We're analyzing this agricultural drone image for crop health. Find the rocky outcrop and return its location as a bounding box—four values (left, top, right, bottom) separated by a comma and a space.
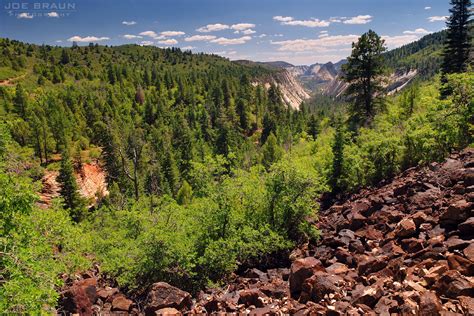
254, 69, 310, 110
190, 148, 474, 314
38, 161, 108, 208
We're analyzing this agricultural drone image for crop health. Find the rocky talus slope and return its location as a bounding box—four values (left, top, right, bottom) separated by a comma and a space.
59, 148, 474, 315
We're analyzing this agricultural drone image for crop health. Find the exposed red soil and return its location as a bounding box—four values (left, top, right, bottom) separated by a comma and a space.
38, 161, 108, 208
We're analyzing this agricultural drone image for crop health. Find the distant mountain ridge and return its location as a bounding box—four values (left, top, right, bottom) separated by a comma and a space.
244, 29, 447, 98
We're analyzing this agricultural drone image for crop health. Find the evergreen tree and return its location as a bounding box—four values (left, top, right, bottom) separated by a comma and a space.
441, 0, 472, 97
307, 114, 319, 140
262, 132, 283, 169
331, 120, 345, 193
236, 98, 249, 131
58, 149, 86, 222
342, 30, 387, 126
13, 84, 27, 119
60, 48, 70, 64
176, 180, 193, 205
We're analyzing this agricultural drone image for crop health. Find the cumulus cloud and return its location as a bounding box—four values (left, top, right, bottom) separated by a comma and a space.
123, 34, 143, 39
241, 29, 256, 35
343, 15, 372, 24
139, 31, 159, 38
428, 16, 448, 22
258, 34, 267, 38
140, 41, 154, 46
17, 12, 33, 19
181, 46, 195, 50
184, 35, 217, 42
382, 35, 420, 48
160, 31, 185, 37
196, 23, 230, 32
403, 28, 430, 35
122, 21, 137, 26
67, 35, 110, 42
329, 17, 346, 22
210, 36, 252, 45
425, 6, 432, 10
231, 23, 255, 31
47, 12, 59, 17
271, 34, 359, 52
273, 15, 330, 27
273, 16, 293, 22
158, 38, 178, 45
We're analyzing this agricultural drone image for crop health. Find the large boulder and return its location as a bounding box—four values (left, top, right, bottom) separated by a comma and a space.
395, 218, 416, 238
432, 270, 474, 298
289, 257, 325, 297
440, 200, 472, 226
459, 217, 474, 235
144, 282, 192, 315
351, 283, 383, 308
419, 291, 442, 316
238, 289, 266, 308
303, 272, 343, 302
60, 278, 98, 316
112, 295, 133, 312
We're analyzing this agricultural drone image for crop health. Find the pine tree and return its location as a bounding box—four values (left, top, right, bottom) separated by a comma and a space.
236, 98, 249, 131
331, 120, 345, 193
13, 84, 27, 119
60, 48, 70, 64
441, 0, 472, 98
342, 30, 387, 126
307, 114, 319, 140
58, 149, 86, 222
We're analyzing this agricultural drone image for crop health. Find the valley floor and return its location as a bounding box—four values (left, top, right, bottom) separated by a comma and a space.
59, 147, 474, 315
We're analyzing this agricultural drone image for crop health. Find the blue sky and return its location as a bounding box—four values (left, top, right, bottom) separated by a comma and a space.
1, 0, 450, 65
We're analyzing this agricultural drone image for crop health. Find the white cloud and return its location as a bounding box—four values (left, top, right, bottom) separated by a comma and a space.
382, 35, 419, 48
428, 16, 448, 22
273, 16, 293, 22
17, 12, 33, 19
343, 15, 372, 24
56, 40, 63, 43
160, 31, 185, 37
139, 31, 159, 38
47, 12, 59, 18
273, 16, 330, 27
140, 41, 154, 46
329, 17, 346, 22
158, 38, 178, 45
403, 28, 430, 35
123, 34, 143, 39
67, 35, 110, 42
231, 23, 256, 31
319, 33, 329, 38
271, 34, 359, 52
425, 6, 432, 10
210, 36, 252, 45
122, 21, 137, 26
196, 23, 229, 32
184, 35, 217, 42
241, 29, 256, 35
181, 46, 195, 50
258, 34, 267, 38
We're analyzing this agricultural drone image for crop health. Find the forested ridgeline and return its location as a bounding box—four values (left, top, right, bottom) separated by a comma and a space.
0, 3, 473, 311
